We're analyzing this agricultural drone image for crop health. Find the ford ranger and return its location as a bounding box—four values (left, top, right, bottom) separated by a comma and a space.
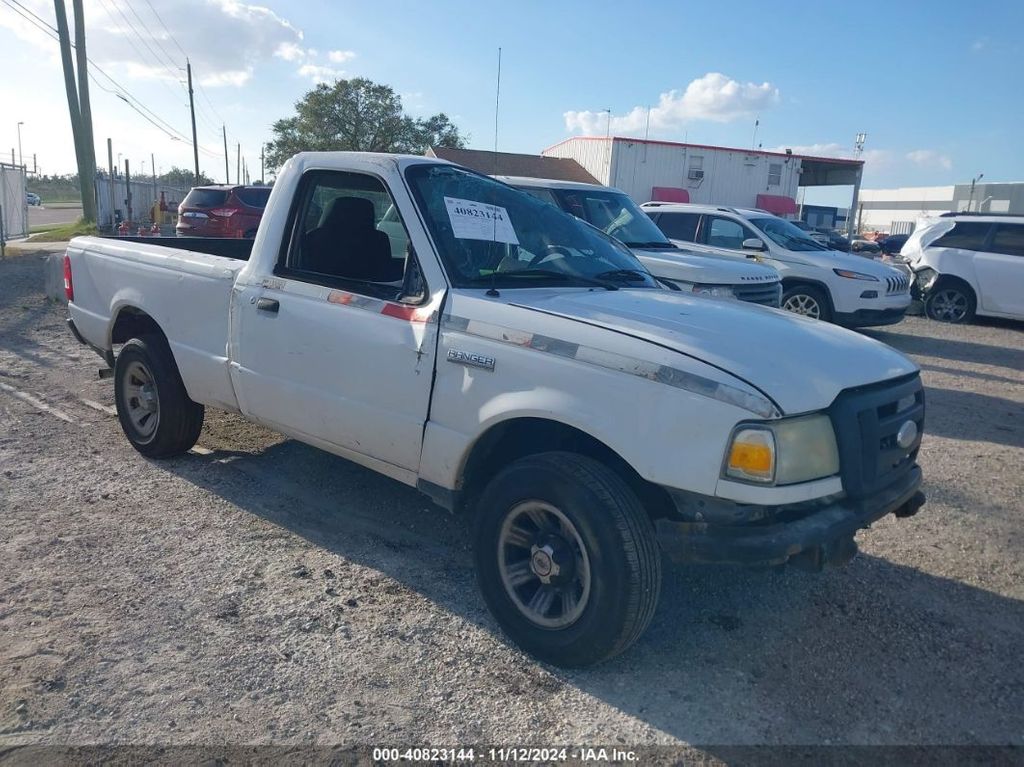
64, 153, 926, 667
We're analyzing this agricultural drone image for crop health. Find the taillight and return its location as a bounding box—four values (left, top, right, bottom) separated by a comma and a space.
63, 252, 74, 302
209, 208, 235, 218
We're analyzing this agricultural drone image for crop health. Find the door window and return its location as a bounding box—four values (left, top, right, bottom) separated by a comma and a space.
654, 212, 700, 242
930, 222, 992, 251
990, 224, 1024, 256
704, 216, 749, 250
768, 163, 782, 187
279, 171, 412, 296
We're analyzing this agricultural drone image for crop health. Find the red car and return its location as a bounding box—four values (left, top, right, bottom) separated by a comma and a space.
176, 185, 271, 238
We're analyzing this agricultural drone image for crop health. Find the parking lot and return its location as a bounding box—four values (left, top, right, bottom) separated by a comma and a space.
0, 249, 1021, 746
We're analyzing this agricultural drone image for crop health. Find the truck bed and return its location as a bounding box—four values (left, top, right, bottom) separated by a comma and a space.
104, 236, 255, 261
67, 235, 247, 412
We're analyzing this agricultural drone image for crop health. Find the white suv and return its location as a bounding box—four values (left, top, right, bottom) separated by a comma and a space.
642, 203, 912, 327
901, 213, 1024, 323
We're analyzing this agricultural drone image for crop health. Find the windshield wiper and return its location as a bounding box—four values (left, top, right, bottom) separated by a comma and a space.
467, 269, 618, 290
594, 268, 651, 284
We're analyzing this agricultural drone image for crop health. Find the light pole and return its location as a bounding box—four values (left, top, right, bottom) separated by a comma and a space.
967, 173, 984, 212
16, 121, 24, 168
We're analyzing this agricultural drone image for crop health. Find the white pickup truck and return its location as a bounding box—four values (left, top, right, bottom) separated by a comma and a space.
64, 152, 926, 666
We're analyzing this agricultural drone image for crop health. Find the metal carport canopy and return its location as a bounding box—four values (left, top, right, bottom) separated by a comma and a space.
798, 155, 864, 186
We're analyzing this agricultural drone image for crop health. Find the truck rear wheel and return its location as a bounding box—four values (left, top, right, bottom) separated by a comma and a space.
114, 336, 204, 458
473, 452, 661, 667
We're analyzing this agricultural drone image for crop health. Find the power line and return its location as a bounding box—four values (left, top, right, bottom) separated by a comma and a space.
2, 0, 221, 158
125, 0, 180, 74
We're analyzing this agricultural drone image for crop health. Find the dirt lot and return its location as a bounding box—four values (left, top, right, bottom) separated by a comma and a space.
1, 249, 1022, 748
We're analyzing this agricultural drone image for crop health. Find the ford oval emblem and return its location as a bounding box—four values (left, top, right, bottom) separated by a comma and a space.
896, 420, 918, 450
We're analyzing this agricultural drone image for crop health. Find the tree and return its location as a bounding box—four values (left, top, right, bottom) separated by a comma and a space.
265, 77, 466, 169
159, 167, 214, 187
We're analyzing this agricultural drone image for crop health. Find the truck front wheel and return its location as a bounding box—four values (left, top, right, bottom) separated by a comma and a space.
114, 336, 204, 458
473, 452, 661, 667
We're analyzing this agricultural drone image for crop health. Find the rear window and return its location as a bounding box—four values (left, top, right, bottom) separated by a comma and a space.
182, 188, 229, 209
653, 212, 700, 242
236, 187, 272, 208
930, 221, 991, 251
990, 224, 1024, 257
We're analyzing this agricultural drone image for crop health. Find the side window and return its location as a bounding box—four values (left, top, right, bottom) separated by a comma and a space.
705, 216, 748, 250
519, 187, 560, 208
990, 224, 1024, 257
930, 221, 991, 252
768, 163, 782, 186
656, 212, 700, 242
280, 171, 410, 294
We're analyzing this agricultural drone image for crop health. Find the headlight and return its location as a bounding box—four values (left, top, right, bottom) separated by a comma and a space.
692, 284, 735, 298
833, 268, 879, 281
723, 414, 839, 485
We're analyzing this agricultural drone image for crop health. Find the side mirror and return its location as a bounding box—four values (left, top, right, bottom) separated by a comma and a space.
742, 238, 766, 251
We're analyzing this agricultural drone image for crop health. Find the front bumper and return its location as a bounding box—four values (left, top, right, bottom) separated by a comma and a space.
833, 305, 909, 327
655, 465, 924, 568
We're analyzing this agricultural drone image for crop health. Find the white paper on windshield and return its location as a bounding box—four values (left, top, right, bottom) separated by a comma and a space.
444, 196, 519, 245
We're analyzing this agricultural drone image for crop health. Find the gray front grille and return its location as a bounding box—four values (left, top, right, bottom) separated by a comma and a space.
734, 282, 782, 307
885, 274, 910, 295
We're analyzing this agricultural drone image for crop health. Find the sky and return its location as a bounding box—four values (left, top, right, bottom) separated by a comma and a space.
1, 0, 1021, 206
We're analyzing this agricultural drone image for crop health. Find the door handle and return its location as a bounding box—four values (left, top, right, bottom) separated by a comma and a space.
256, 297, 280, 314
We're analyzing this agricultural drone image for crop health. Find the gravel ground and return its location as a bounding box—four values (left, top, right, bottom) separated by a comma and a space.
0, 250, 1022, 748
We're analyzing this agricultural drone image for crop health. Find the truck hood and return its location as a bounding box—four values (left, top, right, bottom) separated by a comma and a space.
632, 247, 780, 285
509, 289, 917, 414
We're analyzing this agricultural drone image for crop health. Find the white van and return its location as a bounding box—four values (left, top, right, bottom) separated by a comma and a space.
901, 213, 1024, 323
497, 177, 783, 307
642, 203, 912, 327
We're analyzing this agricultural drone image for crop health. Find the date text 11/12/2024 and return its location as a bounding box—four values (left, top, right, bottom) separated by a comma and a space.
371, 747, 639, 762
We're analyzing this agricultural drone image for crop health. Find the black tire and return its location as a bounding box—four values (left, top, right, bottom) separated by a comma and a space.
114, 335, 204, 458
925, 278, 976, 324
781, 284, 832, 322
473, 452, 661, 667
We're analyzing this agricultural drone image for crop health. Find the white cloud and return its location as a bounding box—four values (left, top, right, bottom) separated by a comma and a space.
275, 42, 307, 62
328, 50, 356, 64
0, 0, 312, 88
907, 149, 952, 170
564, 72, 780, 135
298, 63, 345, 84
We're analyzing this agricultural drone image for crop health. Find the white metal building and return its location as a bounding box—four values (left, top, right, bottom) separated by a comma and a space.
542, 136, 864, 221
858, 182, 1024, 233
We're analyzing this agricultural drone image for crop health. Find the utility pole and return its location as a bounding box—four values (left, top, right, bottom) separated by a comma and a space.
16, 121, 23, 167
186, 59, 200, 186
107, 138, 115, 230
222, 126, 229, 184
236, 143, 240, 186
54, 0, 98, 222
260, 144, 264, 184
33, 153, 37, 174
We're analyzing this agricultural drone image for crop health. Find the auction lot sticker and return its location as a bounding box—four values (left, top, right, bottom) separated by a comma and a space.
444, 196, 519, 245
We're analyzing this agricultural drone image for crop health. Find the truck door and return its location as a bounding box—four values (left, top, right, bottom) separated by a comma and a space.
230, 169, 443, 473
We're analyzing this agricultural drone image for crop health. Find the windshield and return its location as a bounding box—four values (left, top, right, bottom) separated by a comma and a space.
749, 216, 830, 252
405, 164, 658, 289
552, 188, 673, 249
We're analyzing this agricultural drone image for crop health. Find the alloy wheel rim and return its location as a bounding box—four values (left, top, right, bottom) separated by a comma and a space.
931, 290, 968, 322
783, 293, 821, 319
122, 360, 160, 440
497, 501, 591, 629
